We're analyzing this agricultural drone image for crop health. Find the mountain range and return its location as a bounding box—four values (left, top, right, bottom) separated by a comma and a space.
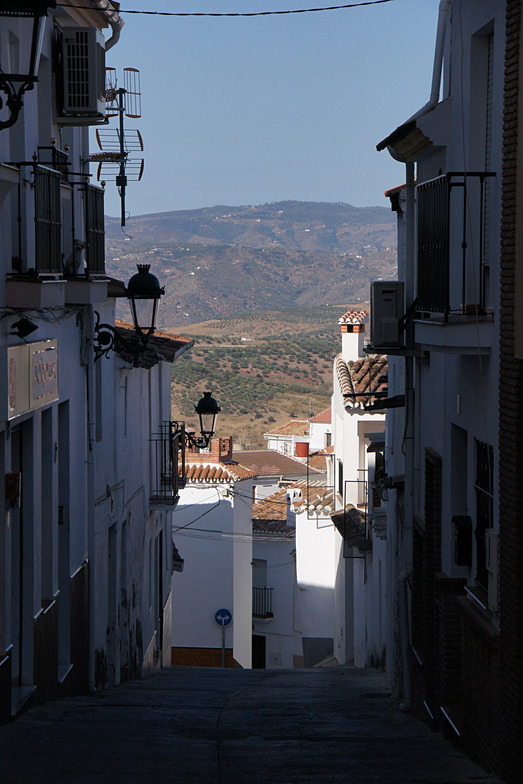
104, 200, 397, 327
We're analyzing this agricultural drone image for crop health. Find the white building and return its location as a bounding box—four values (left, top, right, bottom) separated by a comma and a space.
252, 488, 301, 669
329, 310, 388, 667
171, 437, 256, 669
372, 0, 510, 772
0, 1, 187, 719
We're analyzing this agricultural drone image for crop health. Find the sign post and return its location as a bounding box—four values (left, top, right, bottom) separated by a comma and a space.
214, 608, 232, 668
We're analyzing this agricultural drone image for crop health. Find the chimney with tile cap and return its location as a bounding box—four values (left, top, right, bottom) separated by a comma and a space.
339, 309, 368, 362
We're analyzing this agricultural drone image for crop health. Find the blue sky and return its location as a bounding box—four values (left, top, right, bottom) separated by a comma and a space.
97, 0, 438, 219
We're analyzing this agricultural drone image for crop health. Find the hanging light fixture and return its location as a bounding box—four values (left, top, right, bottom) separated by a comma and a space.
0, 2, 55, 131
93, 264, 165, 362
192, 392, 221, 447
171, 392, 221, 452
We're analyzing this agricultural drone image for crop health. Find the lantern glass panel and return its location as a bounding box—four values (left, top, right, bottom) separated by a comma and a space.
130, 297, 158, 334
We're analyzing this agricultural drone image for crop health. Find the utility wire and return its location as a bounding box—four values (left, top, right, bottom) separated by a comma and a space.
57, 0, 397, 17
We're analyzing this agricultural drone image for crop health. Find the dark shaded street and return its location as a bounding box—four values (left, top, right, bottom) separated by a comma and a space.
0, 666, 504, 783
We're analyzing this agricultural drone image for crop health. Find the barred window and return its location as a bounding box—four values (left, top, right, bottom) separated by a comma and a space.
34, 166, 62, 274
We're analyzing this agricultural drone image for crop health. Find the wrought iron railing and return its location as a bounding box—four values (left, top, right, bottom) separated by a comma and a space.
417, 172, 496, 317
253, 587, 273, 619
84, 184, 105, 275
38, 146, 70, 182
149, 421, 185, 506
34, 166, 62, 275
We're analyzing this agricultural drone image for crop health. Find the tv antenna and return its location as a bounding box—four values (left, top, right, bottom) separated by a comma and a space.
89, 67, 144, 227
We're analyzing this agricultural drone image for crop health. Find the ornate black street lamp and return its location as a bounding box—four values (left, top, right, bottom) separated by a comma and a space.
93, 264, 165, 362
0, 2, 55, 131
192, 392, 221, 448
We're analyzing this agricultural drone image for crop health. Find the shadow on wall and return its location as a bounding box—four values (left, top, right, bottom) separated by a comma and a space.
302, 637, 334, 667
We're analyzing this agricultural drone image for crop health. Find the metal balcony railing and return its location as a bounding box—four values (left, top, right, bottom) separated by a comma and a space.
34, 166, 62, 275
84, 184, 105, 275
253, 587, 273, 619
417, 172, 496, 317
149, 422, 185, 506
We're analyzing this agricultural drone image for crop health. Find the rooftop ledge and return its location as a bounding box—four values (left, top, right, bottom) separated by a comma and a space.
414, 313, 494, 355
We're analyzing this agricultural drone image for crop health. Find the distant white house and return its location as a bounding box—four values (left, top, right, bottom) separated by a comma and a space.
329, 310, 388, 668
171, 437, 256, 669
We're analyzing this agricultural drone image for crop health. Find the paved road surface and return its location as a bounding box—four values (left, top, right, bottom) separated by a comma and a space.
0, 666, 505, 783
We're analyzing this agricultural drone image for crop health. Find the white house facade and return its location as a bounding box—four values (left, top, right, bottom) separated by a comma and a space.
0, 1, 187, 720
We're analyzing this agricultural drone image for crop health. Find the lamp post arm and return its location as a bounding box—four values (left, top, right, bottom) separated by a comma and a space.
92, 311, 147, 363
0, 77, 36, 131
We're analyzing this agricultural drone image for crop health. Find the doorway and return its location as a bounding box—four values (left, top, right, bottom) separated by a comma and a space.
252, 635, 266, 669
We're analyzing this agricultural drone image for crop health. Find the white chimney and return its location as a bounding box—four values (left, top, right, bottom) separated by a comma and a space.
338, 309, 368, 362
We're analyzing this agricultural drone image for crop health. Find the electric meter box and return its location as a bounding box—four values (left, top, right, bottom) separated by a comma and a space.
370, 281, 405, 347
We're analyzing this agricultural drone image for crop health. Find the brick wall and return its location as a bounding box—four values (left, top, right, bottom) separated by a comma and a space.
498, 1, 523, 780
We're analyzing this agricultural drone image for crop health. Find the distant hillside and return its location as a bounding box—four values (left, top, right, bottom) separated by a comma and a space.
170, 305, 350, 449
105, 200, 396, 327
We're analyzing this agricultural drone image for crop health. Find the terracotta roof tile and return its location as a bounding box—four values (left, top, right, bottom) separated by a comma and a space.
338, 309, 368, 325
184, 462, 257, 483
264, 421, 309, 437
231, 450, 321, 478
307, 452, 328, 472
330, 505, 371, 553
253, 487, 289, 524
335, 354, 388, 408
114, 320, 194, 367
310, 407, 331, 423
290, 480, 334, 515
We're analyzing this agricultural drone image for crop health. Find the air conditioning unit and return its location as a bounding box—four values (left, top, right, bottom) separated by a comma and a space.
370, 281, 405, 347
59, 28, 106, 123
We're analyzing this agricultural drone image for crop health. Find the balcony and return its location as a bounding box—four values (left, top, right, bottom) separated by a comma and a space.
417, 172, 496, 318
149, 422, 186, 508
253, 587, 273, 620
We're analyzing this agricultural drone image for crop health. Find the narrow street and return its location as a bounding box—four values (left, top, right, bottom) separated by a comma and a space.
0, 666, 503, 784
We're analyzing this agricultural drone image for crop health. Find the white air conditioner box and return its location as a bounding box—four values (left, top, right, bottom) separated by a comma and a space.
370, 281, 405, 347
60, 28, 106, 123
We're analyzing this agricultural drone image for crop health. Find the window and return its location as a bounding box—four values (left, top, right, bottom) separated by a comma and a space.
474, 439, 494, 590
34, 166, 62, 274
84, 184, 105, 275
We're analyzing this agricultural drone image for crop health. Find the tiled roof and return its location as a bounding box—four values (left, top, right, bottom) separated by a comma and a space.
338, 309, 368, 325
184, 462, 257, 483
307, 451, 328, 473
264, 421, 309, 437
253, 487, 289, 524
335, 354, 388, 408
291, 480, 335, 515
232, 450, 321, 478
114, 320, 194, 368
330, 505, 371, 553
253, 519, 295, 535
310, 407, 331, 423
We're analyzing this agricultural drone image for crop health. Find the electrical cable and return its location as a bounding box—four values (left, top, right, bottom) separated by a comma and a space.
57, 1, 398, 18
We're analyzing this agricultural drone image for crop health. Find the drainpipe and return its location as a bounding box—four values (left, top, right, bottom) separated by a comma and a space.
398, 567, 413, 711
408, 0, 451, 122
89, 0, 124, 51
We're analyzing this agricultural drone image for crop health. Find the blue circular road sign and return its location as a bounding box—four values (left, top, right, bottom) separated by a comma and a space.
214, 608, 232, 627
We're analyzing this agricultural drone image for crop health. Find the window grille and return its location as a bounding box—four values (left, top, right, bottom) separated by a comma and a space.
150, 422, 185, 506
84, 184, 105, 275
417, 172, 496, 316
34, 166, 62, 275
417, 176, 449, 314
252, 587, 273, 619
